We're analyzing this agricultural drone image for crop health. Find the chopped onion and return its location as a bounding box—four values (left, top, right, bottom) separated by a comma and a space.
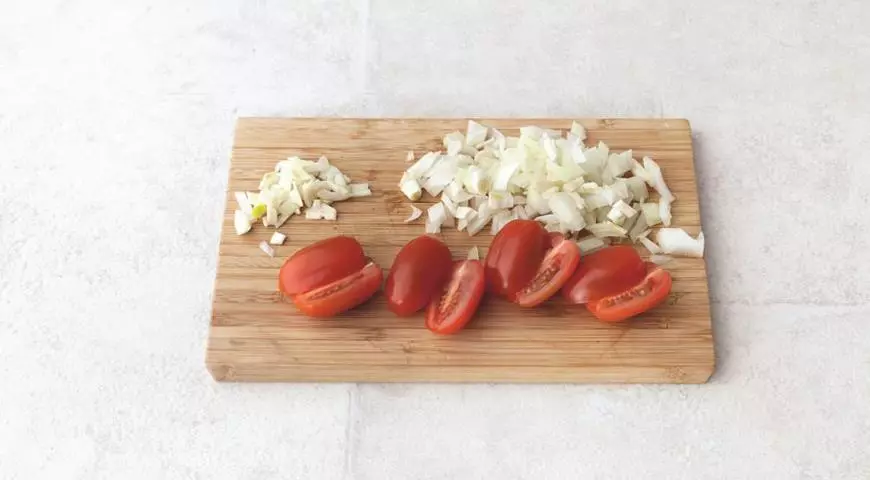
400, 176, 423, 201
234, 210, 253, 235
576, 236, 607, 254
548, 192, 586, 231
406, 150, 415, 163
234, 192, 252, 215
404, 205, 423, 223
349, 183, 372, 197
639, 236, 663, 254
468, 246, 481, 260
570, 121, 587, 142
466, 120, 488, 147
269, 232, 287, 245
650, 254, 673, 265
641, 203, 662, 227
259, 241, 275, 257
444, 131, 465, 156
656, 228, 704, 257
586, 222, 628, 238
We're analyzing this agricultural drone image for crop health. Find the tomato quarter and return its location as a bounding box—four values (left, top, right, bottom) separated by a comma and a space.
513, 236, 581, 307
278, 236, 367, 296
293, 262, 383, 318
586, 263, 672, 322
425, 260, 485, 335
385, 235, 453, 316
561, 245, 646, 304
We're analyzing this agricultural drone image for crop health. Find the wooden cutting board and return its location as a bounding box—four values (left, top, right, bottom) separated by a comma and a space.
206, 118, 714, 383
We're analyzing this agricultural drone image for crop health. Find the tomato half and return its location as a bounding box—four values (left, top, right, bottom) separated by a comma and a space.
278, 236, 367, 296
425, 260, 485, 335
385, 235, 453, 316
293, 262, 383, 317
484, 220, 550, 297
561, 245, 646, 304
586, 263, 672, 322
514, 237, 581, 307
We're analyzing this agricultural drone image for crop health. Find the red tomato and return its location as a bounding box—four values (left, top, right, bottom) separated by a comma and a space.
484, 220, 550, 297
385, 235, 453, 316
586, 263, 672, 322
293, 262, 383, 318
425, 260, 485, 335
514, 236, 581, 307
278, 236, 366, 296
561, 246, 647, 304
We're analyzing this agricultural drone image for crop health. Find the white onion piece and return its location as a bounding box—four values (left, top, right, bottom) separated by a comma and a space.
576, 236, 607, 254
650, 254, 673, 265
570, 121, 587, 143
349, 183, 371, 197
643, 156, 674, 203
399, 176, 423, 201
549, 193, 586, 231
444, 131, 465, 156
639, 236, 663, 254
404, 205, 423, 223
269, 232, 287, 245
234, 210, 253, 235
234, 192, 252, 215
641, 203, 662, 227
656, 228, 704, 257
468, 246, 480, 261
586, 222, 627, 238
406, 150, 415, 163
466, 120, 487, 147
659, 198, 673, 226
259, 241, 275, 257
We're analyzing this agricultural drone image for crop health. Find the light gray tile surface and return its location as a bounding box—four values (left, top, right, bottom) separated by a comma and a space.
1, 1, 868, 478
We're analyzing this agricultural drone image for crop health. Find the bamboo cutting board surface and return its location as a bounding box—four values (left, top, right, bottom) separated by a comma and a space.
207, 118, 714, 383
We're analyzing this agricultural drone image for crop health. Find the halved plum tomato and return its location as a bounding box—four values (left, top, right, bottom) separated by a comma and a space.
385, 235, 453, 316
278, 235, 381, 317
278, 235, 367, 296
561, 245, 646, 304
484, 220, 550, 297
485, 219, 580, 306
586, 263, 672, 322
426, 260, 485, 335
293, 262, 383, 318
514, 236, 581, 307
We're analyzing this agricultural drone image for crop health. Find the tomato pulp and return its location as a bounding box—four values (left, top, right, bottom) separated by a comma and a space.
385, 235, 453, 316
484, 219, 580, 306
561, 245, 647, 304
278, 236, 381, 317
586, 263, 672, 322
425, 260, 485, 334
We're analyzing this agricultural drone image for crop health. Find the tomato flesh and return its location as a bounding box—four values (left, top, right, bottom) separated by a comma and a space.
278, 236, 366, 296
586, 263, 672, 322
484, 220, 550, 297
293, 263, 383, 317
561, 246, 646, 304
425, 260, 485, 335
513, 237, 581, 307
385, 235, 453, 316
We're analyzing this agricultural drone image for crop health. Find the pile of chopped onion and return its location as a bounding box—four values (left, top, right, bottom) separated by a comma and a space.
233, 155, 371, 236
398, 120, 704, 257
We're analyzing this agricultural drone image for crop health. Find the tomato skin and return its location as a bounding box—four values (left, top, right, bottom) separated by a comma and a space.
425, 260, 485, 335
561, 246, 647, 304
513, 237, 581, 307
484, 220, 550, 297
278, 236, 367, 296
385, 235, 453, 316
586, 263, 672, 322
293, 262, 383, 317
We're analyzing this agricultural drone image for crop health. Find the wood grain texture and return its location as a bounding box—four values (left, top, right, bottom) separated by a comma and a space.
206, 118, 714, 383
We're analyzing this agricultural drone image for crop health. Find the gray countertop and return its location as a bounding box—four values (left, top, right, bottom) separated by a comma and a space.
2, 1, 868, 479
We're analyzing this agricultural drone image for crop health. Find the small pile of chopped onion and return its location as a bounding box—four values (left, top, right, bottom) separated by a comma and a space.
397, 120, 704, 258
233, 155, 371, 235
